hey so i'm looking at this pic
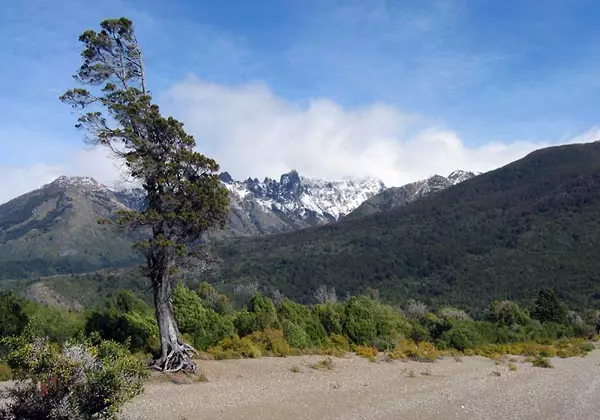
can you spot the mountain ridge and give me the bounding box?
[211,142,600,313]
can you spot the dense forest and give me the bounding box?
[213,142,600,313]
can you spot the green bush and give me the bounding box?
[207,335,262,359]
[0,333,146,419]
[278,299,328,347]
[282,319,310,349]
[330,333,350,351]
[315,303,345,335]
[234,295,280,336]
[343,296,410,349]
[85,307,158,354]
[531,289,567,324]
[172,283,235,350]
[437,321,485,351]
[247,329,291,357]
[489,300,530,326]
[0,292,29,338]
[24,303,86,345]
[196,282,233,315]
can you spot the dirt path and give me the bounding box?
[120,350,600,420]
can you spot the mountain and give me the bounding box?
[222,170,386,235]
[0,176,142,279]
[0,171,385,279]
[345,170,477,219]
[212,142,600,313]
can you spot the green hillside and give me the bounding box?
[0,178,142,280]
[213,142,600,313]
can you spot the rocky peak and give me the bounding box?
[219,172,234,183]
[448,170,477,184]
[48,176,107,191]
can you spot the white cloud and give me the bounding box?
[1,77,598,205]
[161,76,599,185]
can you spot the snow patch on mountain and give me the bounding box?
[220,170,386,221]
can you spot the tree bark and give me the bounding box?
[152,264,197,373]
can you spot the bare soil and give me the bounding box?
[120,350,600,420]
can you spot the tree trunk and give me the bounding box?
[152,266,197,373]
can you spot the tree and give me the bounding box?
[530,289,567,324]
[0,292,28,339]
[60,18,229,372]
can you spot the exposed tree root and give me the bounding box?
[151,342,199,373]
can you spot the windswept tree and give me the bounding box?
[60,18,229,372]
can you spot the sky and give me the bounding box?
[1,0,599,203]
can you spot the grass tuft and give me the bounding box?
[310,357,335,371]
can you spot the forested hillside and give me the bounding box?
[214,142,600,313]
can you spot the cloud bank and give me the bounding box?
[0,77,597,204]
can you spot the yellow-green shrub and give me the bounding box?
[207,335,262,360]
[355,345,378,360]
[330,334,350,351]
[390,339,440,362]
[247,329,291,357]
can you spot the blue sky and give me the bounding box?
[1,0,599,202]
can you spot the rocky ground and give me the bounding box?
[120,350,600,420]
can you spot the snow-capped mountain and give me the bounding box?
[14,169,475,238]
[33,172,387,236]
[220,170,386,235]
[346,170,478,219]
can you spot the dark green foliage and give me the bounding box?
[343,296,410,349]
[315,302,345,335]
[196,281,233,315]
[233,295,280,337]
[489,300,530,326]
[171,283,234,350]
[531,289,568,324]
[0,293,28,338]
[60,17,230,371]
[85,290,158,353]
[213,142,600,312]
[277,298,328,347]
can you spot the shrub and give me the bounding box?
[315,303,344,335]
[247,329,291,357]
[278,299,328,347]
[531,356,553,368]
[343,296,410,349]
[330,334,350,351]
[282,319,310,349]
[85,306,158,354]
[0,292,29,338]
[438,307,472,322]
[437,321,485,351]
[0,363,12,381]
[196,282,233,315]
[489,300,530,326]
[0,333,146,420]
[531,289,567,324]
[207,335,262,360]
[409,323,431,344]
[355,345,378,361]
[172,283,235,350]
[234,295,280,337]
[390,339,440,362]
[310,357,335,370]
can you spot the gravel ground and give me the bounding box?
[119,350,600,420]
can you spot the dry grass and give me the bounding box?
[310,357,335,371]
[532,357,553,369]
